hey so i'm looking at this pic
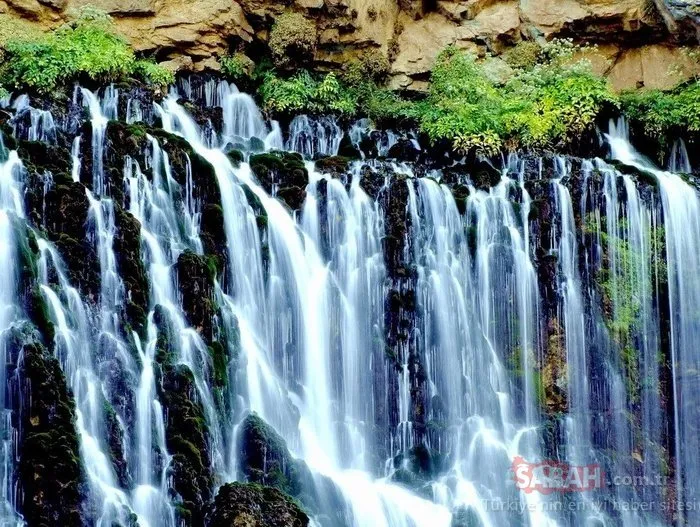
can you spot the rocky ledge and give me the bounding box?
[1,0,698,91]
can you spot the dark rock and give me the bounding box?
[250,151,308,211]
[175,250,216,340]
[337,134,362,159]
[388,138,421,162]
[315,156,351,178]
[17,341,86,526]
[114,205,149,338]
[154,310,213,527]
[207,482,309,527]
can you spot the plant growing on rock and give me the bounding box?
[620,80,700,143]
[259,71,357,115]
[269,12,317,69]
[220,52,255,84]
[0,8,172,94]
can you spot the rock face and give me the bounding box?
[0,0,698,87]
[207,482,309,527]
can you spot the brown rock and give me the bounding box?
[391,12,480,77]
[608,43,700,90]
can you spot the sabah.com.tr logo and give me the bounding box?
[512,456,605,494]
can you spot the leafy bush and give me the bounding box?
[416,43,618,153]
[503,59,618,148]
[220,53,254,83]
[268,12,317,69]
[502,41,542,70]
[344,49,391,84]
[134,60,175,89]
[0,8,172,93]
[620,80,700,140]
[259,71,357,115]
[417,47,507,155]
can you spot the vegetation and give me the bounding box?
[220,52,255,84]
[257,40,620,155]
[0,7,173,94]
[620,80,700,145]
[269,12,317,69]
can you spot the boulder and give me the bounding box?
[207,483,309,527]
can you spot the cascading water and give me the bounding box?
[0,140,25,526]
[608,119,700,526]
[2,76,700,527]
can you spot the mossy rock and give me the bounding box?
[315,156,351,179]
[154,326,213,527]
[24,285,55,347]
[103,398,130,488]
[250,151,308,211]
[175,250,216,340]
[207,482,309,527]
[200,203,228,277]
[239,414,312,502]
[17,341,86,526]
[42,182,99,298]
[114,205,149,338]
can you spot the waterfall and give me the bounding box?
[286,116,343,159]
[608,119,700,526]
[0,146,24,526]
[3,80,700,527]
[37,239,135,526]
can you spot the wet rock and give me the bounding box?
[387,138,421,162]
[42,182,100,299]
[239,413,310,500]
[154,308,213,526]
[113,205,149,337]
[250,151,308,211]
[207,482,309,527]
[314,155,351,178]
[175,250,216,339]
[17,341,86,526]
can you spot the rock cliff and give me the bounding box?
[1,0,697,89]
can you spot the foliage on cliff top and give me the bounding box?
[0,7,173,94]
[258,40,618,155]
[620,80,700,142]
[417,42,618,154]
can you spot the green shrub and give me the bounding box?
[620,80,700,140]
[134,60,174,89]
[348,49,391,83]
[268,12,317,69]
[503,59,618,148]
[414,43,619,153]
[0,8,172,93]
[259,71,357,115]
[502,41,542,70]
[417,47,507,155]
[220,53,254,83]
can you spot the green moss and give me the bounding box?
[269,12,317,69]
[590,217,667,403]
[26,286,56,346]
[158,360,213,526]
[249,151,308,211]
[207,482,309,527]
[208,342,229,388]
[102,397,129,487]
[17,341,85,526]
[175,250,216,340]
[114,205,149,338]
